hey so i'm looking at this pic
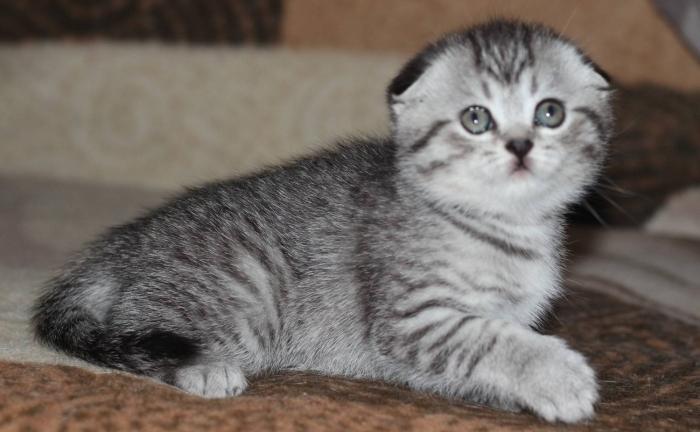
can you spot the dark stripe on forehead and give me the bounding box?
[389,20,583,99]
[513,58,528,85]
[480,52,531,85]
[513,30,535,84]
[407,120,450,154]
[467,33,484,67]
[573,106,609,142]
[475,23,538,85]
[483,65,502,83]
[481,81,491,99]
[523,28,536,66]
[530,75,539,95]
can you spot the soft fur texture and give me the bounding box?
[33,21,612,423]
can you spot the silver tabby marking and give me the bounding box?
[33,20,613,423]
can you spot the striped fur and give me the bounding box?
[33,20,613,423]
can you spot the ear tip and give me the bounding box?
[387,55,431,98]
[386,35,451,99]
[593,65,612,84]
[575,49,612,84]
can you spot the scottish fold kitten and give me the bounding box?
[34,20,613,423]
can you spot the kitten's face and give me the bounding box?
[390,22,613,218]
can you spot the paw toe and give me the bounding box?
[173,362,247,398]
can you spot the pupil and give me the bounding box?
[472,113,479,124]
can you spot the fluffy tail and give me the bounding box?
[32,279,107,363]
[32,279,200,376]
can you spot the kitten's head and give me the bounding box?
[389,20,613,219]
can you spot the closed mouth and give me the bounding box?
[511,158,531,175]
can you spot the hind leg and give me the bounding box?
[111,327,254,397]
[96,265,277,397]
[172,361,247,398]
[113,327,255,398]
[112,325,256,398]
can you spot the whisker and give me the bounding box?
[599,176,630,191]
[595,184,650,203]
[560,5,579,37]
[582,199,609,228]
[558,169,610,228]
[548,309,565,326]
[566,278,586,288]
[609,117,639,139]
[595,189,637,223]
[596,181,636,197]
[598,176,654,202]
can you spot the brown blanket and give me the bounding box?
[2,288,697,431]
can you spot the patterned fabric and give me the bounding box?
[2,1,698,90]
[0,287,698,431]
[0,0,282,43]
[571,86,700,226]
[647,186,700,239]
[0,44,397,191]
[568,228,700,324]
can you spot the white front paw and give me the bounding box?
[517,337,598,423]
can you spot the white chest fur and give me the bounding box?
[430,213,562,327]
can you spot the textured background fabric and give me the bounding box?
[647,187,700,239]
[1,288,698,431]
[0,44,397,190]
[0,0,282,44]
[569,85,700,226]
[1,0,698,90]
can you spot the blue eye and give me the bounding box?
[460,106,494,134]
[534,99,565,128]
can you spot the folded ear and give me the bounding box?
[386,53,433,101]
[592,63,611,84]
[386,34,453,105]
[386,43,445,119]
[577,51,613,85]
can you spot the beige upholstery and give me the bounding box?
[0,44,398,189]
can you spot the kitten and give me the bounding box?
[33,20,613,423]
